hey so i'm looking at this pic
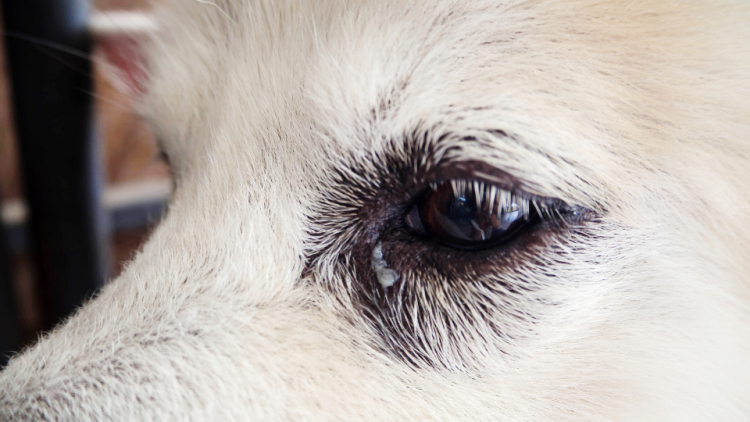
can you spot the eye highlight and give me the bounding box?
[405,180,549,250]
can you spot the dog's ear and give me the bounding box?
[90,11,157,97]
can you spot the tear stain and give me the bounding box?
[371,242,399,288]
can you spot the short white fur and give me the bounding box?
[2,0,750,420]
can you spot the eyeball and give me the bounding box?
[405,180,540,250]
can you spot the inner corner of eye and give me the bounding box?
[405,205,425,234]
[403,179,547,249]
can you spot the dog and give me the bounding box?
[2,0,750,420]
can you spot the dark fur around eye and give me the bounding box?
[304,130,597,369]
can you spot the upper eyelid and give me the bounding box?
[385,129,522,186]
[384,129,595,210]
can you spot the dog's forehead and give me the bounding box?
[149,2,596,191]
[144,0,745,218]
[152,1,591,132]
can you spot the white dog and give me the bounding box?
[2,0,750,420]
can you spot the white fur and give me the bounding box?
[2,0,750,420]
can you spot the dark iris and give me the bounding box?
[405,181,539,249]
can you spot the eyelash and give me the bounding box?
[427,180,557,219]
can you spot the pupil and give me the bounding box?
[449,196,474,221]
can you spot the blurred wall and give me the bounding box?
[0,0,167,347]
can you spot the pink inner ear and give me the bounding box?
[98,33,149,97]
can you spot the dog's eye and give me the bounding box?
[405,180,541,250]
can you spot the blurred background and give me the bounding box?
[0,0,169,366]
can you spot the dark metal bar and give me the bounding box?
[2,0,107,328]
[0,197,19,368]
